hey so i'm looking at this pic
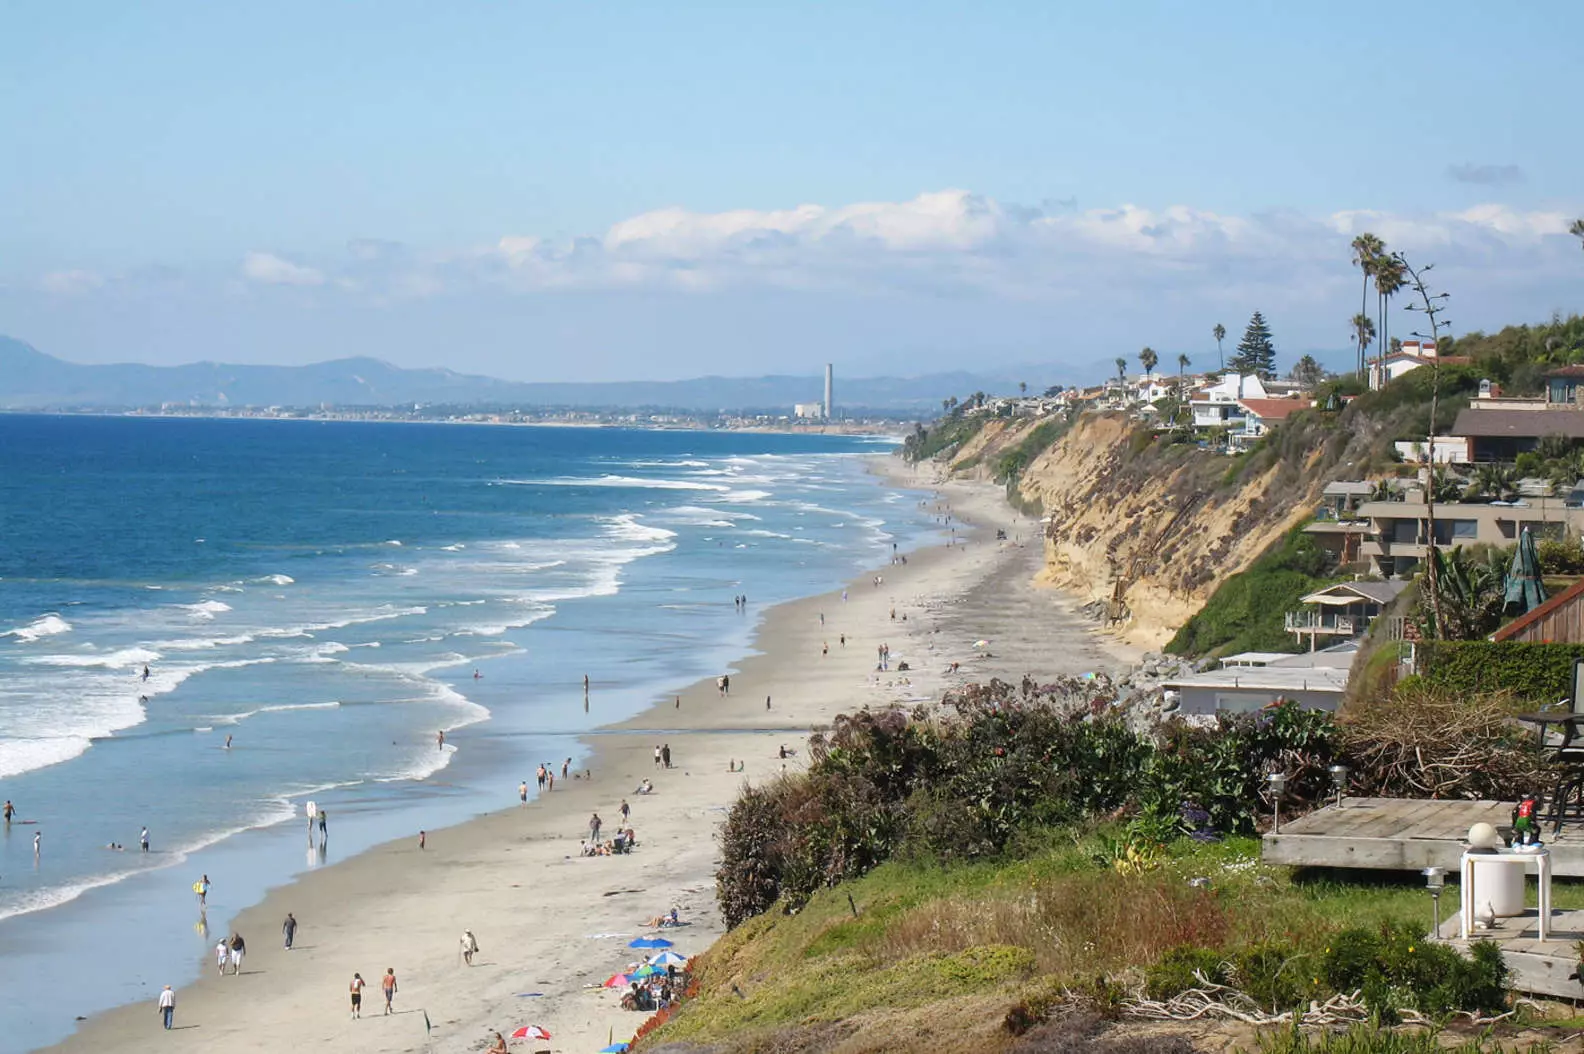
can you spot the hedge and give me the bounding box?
[1415,641,1584,703]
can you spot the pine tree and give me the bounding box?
[1230,311,1277,379]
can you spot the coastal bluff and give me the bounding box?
[947,412,1351,650]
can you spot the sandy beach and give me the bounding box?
[44,463,1138,1054]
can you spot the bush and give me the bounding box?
[1416,640,1584,702]
[1538,536,1584,576]
[1166,528,1337,656]
[1145,946,1230,1000]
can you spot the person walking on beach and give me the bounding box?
[519,780,528,805]
[157,985,175,1029]
[381,968,398,1014]
[653,745,662,769]
[282,912,297,950]
[589,812,602,843]
[306,800,317,846]
[418,830,426,850]
[195,874,210,908]
[766,695,772,711]
[349,973,365,1018]
[562,758,570,781]
[436,729,445,751]
[228,932,246,974]
[215,939,229,975]
[3,800,12,824]
[140,826,150,853]
[620,798,630,823]
[460,929,479,966]
[661,743,671,769]
[318,808,328,842]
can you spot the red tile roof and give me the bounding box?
[1237,398,1309,421]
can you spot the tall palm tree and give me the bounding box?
[1212,324,1226,371]
[1571,218,1584,251]
[1351,313,1376,385]
[1139,347,1158,379]
[1374,255,1408,364]
[1175,353,1191,424]
[1018,381,1028,395]
[1114,357,1128,400]
[1351,233,1384,377]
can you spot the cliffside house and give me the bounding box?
[1356,489,1584,578]
[1189,373,1268,429]
[1285,580,1408,650]
[1444,368,1584,462]
[1230,396,1312,449]
[1163,643,1355,716]
[1304,481,1378,563]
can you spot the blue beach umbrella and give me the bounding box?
[600,1045,629,1053]
[628,936,673,949]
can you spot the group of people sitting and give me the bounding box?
[580,827,638,856]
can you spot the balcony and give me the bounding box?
[1285,611,1360,636]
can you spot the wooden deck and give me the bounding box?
[1262,798,1584,876]
[1436,909,1584,1000]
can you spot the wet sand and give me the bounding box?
[43,463,1137,1054]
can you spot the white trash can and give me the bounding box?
[1468,855,1525,918]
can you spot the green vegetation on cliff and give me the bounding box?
[1165,528,1335,656]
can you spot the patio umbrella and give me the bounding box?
[601,973,632,988]
[1504,526,1549,616]
[632,964,664,978]
[628,936,673,949]
[649,950,687,967]
[511,1025,552,1041]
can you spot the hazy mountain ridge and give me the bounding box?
[0,337,1044,413]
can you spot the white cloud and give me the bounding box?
[242,251,324,286]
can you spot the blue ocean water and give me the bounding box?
[0,415,934,1050]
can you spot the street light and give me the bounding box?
[1329,763,1351,809]
[1422,866,1446,939]
[1266,772,1288,834]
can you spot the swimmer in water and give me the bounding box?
[224,734,233,750]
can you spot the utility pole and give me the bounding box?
[1396,251,1451,641]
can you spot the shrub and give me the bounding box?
[1145,946,1230,1000]
[1166,528,1338,656]
[1415,640,1584,703]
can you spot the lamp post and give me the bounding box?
[1422,865,1446,938]
[1266,772,1288,834]
[1328,763,1351,809]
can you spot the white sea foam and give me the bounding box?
[0,735,95,779]
[439,544,465,551]
[22,646,162,669]
[3,614,73,643]
[502,475,730,492]
[182,600,233,620]
[256,574,295,585]
[716,489,772,503]
[384,539,403,547]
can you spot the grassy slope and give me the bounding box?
[649,835,1584,1054]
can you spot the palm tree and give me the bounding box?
[1374,255,1408,364]
[1175,353,1191,425]
[1351,313,1376,385]
[1018,381,1028,396]
[1212,324,1226,371]
[1572,219,1584,251]
[1351,233,1384,377]
[1139,347,1158,381]
[1114,357,1128,400]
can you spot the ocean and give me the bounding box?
[0,415,934,1050]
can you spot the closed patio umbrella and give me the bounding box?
[1504,526,1549,616]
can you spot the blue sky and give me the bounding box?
[2,2,1580,382]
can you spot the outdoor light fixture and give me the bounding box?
[1422,866,1446,938]
[1329,763,1351,809]
[1266,772,1288,834]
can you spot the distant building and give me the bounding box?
[824,364,834,421]
[793,403,824,419]
[1163,643,1355,715]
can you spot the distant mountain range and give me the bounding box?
[0,337,1055,414]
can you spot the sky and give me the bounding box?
[2,1,1581,383]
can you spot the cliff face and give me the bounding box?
[946,417,1043,480]
[1011,415,1331,649]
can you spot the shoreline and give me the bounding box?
[42,460,1137,1054]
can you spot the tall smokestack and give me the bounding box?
[824,363,834,420]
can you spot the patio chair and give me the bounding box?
[1542,660,1584,833]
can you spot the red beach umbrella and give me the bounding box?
[602,973,632,988]
[511,1024,552,1041]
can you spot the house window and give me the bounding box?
[1433,519,1478,543]
[1391,520,1420,543]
